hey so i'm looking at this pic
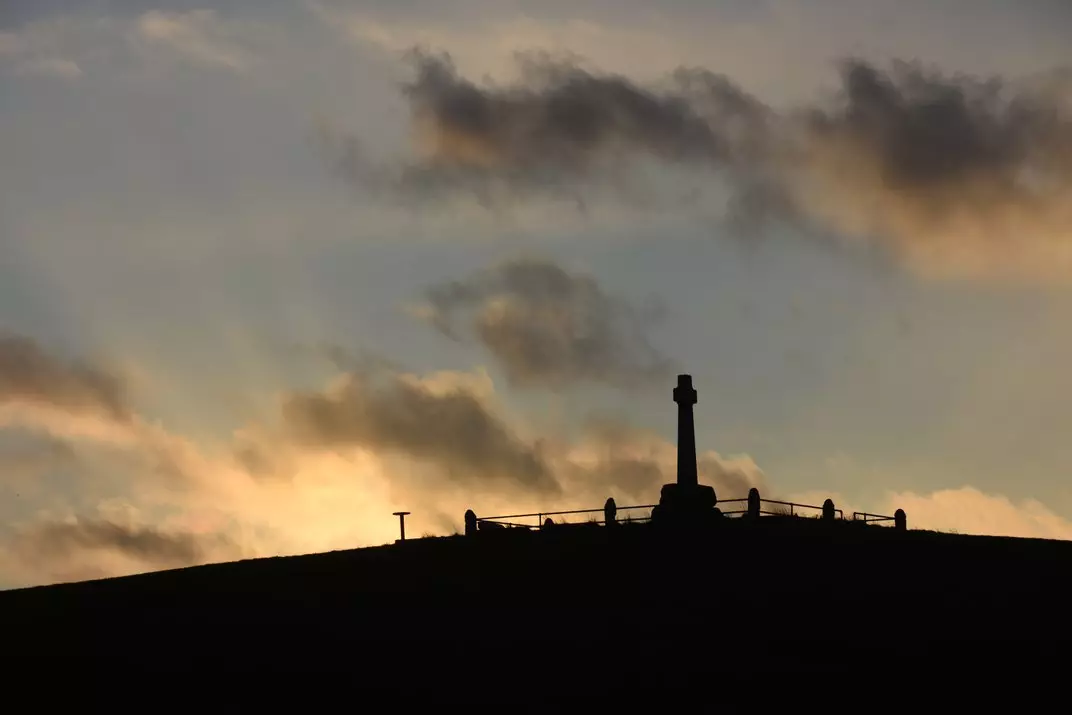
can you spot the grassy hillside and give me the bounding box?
[2,516,1067,682]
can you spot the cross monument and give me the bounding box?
[652,374,718,526]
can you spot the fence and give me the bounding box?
[718,497,844,519]
[473,496,867,532]
[853,510,907,530]
[852,511,894,524]
[475,504,657,531]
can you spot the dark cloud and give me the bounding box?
[15,518,238,571]
[0,333,131,422]
[257,356,766,508]
[696,453,766,502]
[280,367,560,495]
[785,58,1072,277]
[0,433,78,479]
[325,51,1072,280]
[231,440,282,480]
[807,59,1067,192]
[401,49,753,171]
[416,258,674,389]
[563,416,767,503]
[317,49,769,208]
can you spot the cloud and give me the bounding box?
[0,333,259,495]
[279,365,561,495]
[11,56,81,79]
[6,516,245,585]
[27,518,216,564]
[561,416,767,503]
[788,485,1072,541]
[5,332,1067,588]
[315,49,768,212]
[413,257,673,389]
[0,22,85,80]
[136,10,253,71]
[785,59,1072,282]
[0,11,269,83]
[264,354,762,507]
[324,51,1072,283]
[0,333,131,424]
[883,486,1072,541]
[260,359,769,534]
[400,49,757,172]
[0,433,78,481]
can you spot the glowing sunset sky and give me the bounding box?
[2,0,1072,588]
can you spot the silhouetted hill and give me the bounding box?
[2,517,1067,687]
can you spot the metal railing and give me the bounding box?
[852,511,895,524]
[477,504,657,530]
[718,497,844,519]
[476,497,847,530]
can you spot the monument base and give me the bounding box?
[651,483,721,528]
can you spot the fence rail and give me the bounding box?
[476,504,657,530]
[725,497,845,519]
[852,511,895,524]
[474,496,853,531]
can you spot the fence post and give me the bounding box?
[894,509,907,531]
[604,498,617,527]
[464,509,477,536]
[747,488,761,519]
[822,499,836,521]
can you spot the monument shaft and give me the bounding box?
[674,374,698,489]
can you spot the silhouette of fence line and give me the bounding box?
[718,497,844,519]
[474,497,858,531]
[476,505,657,531]
[852,511,894,524]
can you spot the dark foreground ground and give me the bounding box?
[1,518,1068,691]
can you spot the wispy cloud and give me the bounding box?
[0,24,83,80]
[0,10,261,82]
[135,10,254,72]
[10,56,82,79]
[0,333,131,423]
[4,514,247,585]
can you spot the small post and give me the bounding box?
[747,488,761,519]
[822,499,836,521]
[604,498,617,527]
[894,509,907,531]
[393,511,411,541]
[464,509,477,536]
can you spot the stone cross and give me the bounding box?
[673,374,698,490]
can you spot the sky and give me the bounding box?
[2,0,1072,589]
